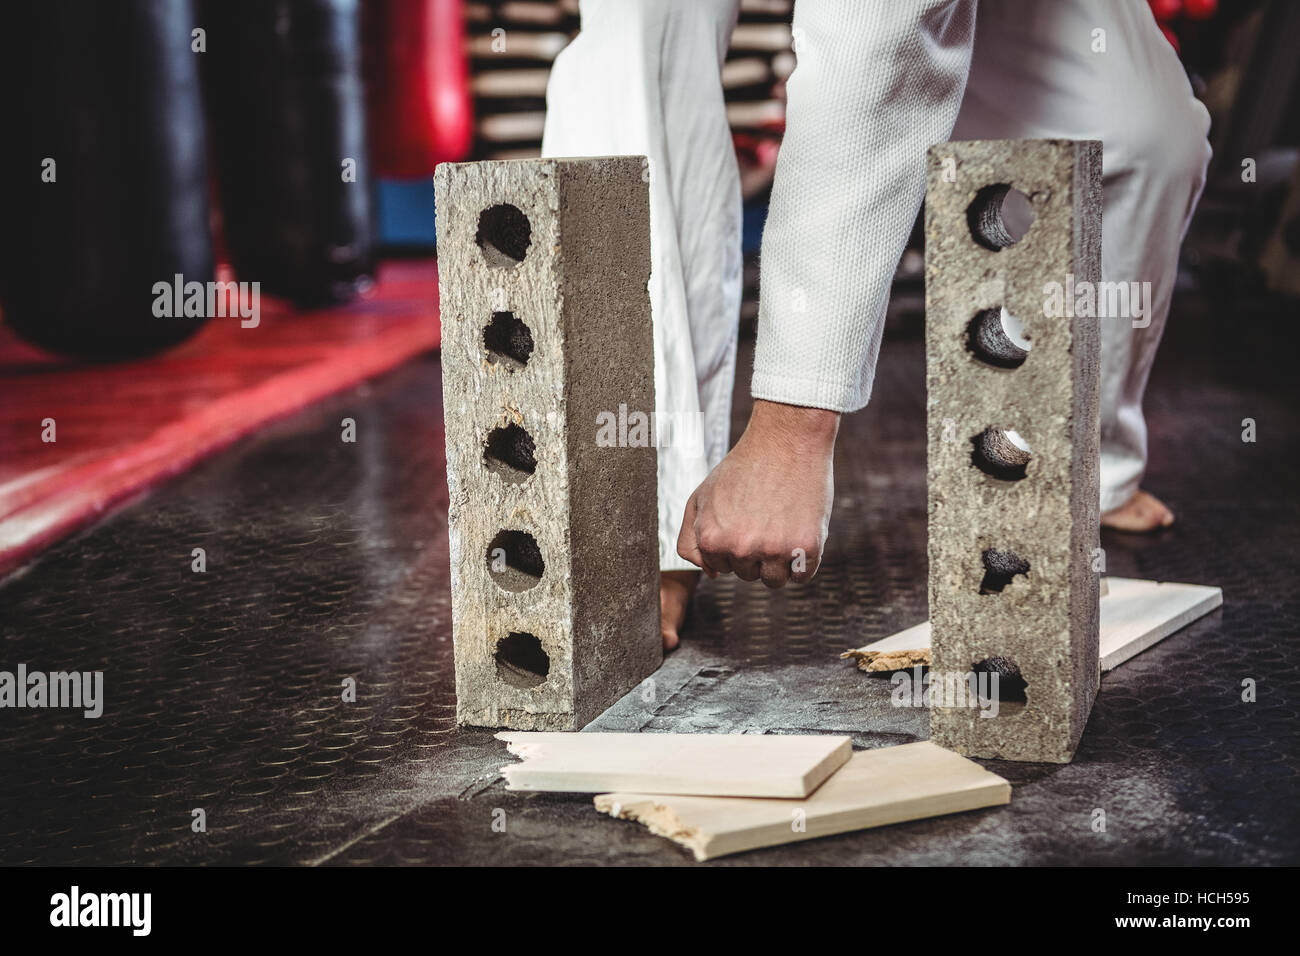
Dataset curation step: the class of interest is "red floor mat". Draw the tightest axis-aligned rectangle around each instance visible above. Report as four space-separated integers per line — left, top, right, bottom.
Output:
0 259 440 577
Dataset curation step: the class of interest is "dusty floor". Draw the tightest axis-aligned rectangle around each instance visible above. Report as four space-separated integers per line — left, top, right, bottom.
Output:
1 284 1297 865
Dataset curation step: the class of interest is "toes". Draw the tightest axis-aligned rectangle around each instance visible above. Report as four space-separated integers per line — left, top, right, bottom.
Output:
659 571 696 653
1136 491 1175 528
1149 496 1175 527
1101 490 1175 532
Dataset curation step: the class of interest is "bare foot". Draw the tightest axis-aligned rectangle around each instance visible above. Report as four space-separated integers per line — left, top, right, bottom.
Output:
660 570 700 651
1101 489 1175 532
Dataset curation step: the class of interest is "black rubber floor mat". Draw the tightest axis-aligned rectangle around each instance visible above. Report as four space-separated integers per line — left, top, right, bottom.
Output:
2 301 1297 865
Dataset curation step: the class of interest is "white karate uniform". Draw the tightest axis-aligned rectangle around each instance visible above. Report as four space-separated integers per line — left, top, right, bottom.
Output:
543 0 1211 570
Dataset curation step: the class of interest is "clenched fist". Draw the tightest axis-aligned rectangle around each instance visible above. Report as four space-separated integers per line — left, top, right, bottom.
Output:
677 399 840 588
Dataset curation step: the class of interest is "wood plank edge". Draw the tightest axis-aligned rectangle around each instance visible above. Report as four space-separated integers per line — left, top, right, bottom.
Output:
1098 586 1223 671
842 580 1223 671
595 779 1012 861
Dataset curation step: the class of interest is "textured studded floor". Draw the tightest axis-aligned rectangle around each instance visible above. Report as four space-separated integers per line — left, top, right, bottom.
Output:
1 284 1296 866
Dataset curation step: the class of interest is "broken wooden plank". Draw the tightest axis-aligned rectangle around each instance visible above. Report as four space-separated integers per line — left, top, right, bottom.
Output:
841 621 932 671
840 577 1221 673
595 741 1010 861
498 731 851 798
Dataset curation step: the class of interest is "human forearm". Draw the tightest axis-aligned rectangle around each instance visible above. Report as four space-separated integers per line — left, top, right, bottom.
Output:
752 0 976 412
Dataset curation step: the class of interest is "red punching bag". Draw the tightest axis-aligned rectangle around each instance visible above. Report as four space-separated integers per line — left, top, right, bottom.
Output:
365 0 474 178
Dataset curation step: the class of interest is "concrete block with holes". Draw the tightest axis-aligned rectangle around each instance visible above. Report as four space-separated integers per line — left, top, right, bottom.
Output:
433 156 661 730
924 139 1102 763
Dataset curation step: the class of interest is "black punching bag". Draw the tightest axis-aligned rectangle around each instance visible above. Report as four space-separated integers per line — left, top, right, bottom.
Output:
0 1 214 358
200 0 375 307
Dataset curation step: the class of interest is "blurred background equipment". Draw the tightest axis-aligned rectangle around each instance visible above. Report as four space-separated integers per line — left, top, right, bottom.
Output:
0 0 215 359
201 0 377 307
1183 0 1300 297
364 0 475 178
2 0 1298 579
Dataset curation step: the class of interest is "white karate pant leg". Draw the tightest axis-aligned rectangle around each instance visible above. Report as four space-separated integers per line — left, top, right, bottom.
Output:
541 0 743 571
952 0 1212 511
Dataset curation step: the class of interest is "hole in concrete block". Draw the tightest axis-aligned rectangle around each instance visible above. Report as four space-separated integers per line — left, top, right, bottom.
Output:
486 529 544 592
483 311 534 369
476 203 532 268
972 656 1028 705
966 307 1031 368
484 423 537 484
971 426 1032 481
495 631 549 688
967 184 1035 251
980 548 1030 593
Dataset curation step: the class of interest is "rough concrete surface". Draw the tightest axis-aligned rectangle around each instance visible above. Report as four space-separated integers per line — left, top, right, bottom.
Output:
925 139 1102 763
434 156 661 730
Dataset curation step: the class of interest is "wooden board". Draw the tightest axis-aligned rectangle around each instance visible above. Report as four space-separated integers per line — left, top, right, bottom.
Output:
841 577 1222 673
498 731 851 798
595 741 1010 861
1096 577 1223 670
840 621 932 672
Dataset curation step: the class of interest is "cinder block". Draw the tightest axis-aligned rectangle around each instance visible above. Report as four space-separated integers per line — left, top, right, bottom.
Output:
434 156 662 731
924 139 1102 763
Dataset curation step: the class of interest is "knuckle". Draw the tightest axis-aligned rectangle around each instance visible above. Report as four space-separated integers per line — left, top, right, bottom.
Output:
696 527 726 555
